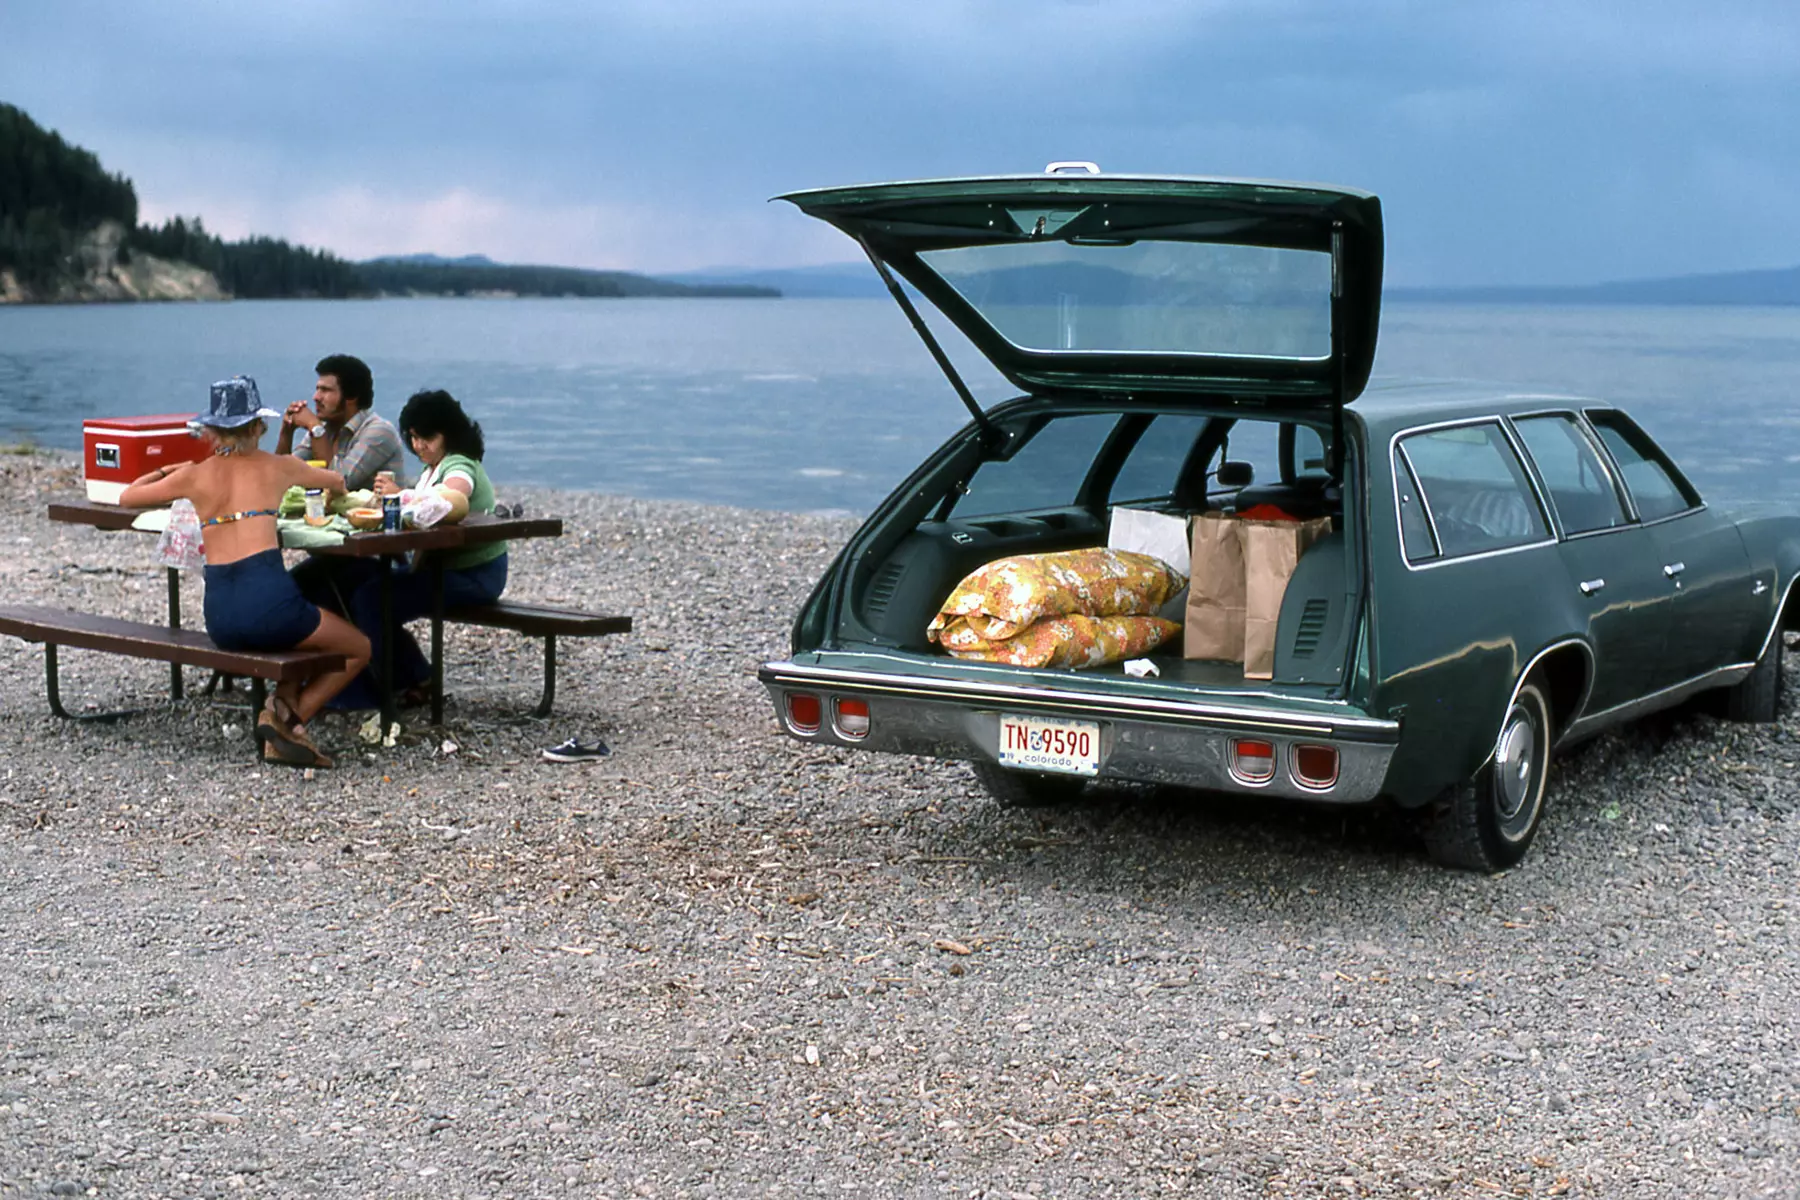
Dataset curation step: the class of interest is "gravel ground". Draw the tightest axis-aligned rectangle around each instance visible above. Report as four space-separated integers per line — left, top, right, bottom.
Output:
1 449 1796 1199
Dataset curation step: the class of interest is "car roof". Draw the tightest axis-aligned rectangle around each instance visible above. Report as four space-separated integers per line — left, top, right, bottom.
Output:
1348 380 1619 440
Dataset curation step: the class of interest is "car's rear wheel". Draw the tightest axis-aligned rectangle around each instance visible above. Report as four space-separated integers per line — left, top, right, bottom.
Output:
1722 629 1783 723
1424 678 1553 872
971 761 1088 808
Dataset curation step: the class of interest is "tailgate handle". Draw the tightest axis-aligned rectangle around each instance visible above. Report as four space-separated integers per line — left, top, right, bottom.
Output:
1578 578 1605 596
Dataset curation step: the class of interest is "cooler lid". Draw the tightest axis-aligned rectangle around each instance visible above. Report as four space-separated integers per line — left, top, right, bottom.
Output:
84 413 200 433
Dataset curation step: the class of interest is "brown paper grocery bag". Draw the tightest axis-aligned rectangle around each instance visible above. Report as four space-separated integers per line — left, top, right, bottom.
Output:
1183 512 1246 660
1241 516 1333 679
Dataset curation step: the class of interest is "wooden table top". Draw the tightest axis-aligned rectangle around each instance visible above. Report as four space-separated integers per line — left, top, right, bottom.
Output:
47 498 564 554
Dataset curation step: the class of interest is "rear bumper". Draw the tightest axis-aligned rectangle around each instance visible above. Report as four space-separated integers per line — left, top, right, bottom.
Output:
760 658 1400 804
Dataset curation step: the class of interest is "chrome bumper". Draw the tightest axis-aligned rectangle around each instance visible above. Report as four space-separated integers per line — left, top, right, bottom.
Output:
760 659 1400 804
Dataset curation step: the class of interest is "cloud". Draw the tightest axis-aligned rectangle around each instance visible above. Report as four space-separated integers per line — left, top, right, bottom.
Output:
5 0 1800 281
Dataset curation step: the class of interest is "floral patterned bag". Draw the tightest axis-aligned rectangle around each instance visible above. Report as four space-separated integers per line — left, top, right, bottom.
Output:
927 548 1187 647
943 614 1182 669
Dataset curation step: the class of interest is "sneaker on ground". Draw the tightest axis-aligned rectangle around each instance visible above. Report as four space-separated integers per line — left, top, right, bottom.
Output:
542 738 611 763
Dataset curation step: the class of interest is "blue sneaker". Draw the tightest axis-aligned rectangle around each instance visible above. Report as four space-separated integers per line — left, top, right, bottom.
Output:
542 738 610 763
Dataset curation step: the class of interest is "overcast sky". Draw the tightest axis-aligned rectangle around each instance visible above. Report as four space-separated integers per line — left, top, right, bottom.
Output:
4 0 1797 286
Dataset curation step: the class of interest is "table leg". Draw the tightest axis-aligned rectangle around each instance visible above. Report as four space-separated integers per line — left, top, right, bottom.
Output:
166 567 183 701
378 558 397 735
430 557 445 726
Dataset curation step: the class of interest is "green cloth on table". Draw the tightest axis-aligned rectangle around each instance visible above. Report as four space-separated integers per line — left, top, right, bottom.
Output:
276 516 349 548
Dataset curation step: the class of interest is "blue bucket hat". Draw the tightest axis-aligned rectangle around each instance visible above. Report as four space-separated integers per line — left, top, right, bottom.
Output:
194 376 280 429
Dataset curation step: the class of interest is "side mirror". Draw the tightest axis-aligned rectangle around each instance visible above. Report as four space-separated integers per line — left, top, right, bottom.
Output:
1216 460 1254 489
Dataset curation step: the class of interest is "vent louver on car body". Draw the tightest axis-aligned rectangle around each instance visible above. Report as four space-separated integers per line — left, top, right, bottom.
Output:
863 561 906 617
1291 598 1330 658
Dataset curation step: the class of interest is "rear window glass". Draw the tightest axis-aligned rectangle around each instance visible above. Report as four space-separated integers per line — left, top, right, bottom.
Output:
918 240 1331 360
951 414 1118 519
1399 423 1549 558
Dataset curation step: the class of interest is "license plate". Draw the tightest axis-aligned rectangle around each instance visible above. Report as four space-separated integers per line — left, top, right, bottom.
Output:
997 714 1100 776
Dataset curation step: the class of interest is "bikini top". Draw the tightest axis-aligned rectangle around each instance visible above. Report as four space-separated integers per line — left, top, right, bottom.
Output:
202 508 281 527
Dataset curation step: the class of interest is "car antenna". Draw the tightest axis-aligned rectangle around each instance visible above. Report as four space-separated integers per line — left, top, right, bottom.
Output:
856 235 1009 454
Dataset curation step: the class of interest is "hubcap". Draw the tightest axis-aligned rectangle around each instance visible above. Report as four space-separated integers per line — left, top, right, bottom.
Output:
1493 707 1538 830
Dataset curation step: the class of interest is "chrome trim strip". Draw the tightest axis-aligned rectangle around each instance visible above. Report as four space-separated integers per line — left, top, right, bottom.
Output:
1394 444 1442 561
1561 662 1755 745
1491 638 1594 767
1750 576 1800 663
760 660 1399 740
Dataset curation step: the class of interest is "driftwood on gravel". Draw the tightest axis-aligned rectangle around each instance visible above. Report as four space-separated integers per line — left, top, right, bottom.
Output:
0 450 1796 1198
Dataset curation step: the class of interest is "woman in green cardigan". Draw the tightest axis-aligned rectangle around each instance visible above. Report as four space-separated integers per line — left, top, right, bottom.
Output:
339 389 509 710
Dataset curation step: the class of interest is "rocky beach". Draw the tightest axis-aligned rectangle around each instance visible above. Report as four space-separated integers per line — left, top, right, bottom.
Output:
1 449 1796 1198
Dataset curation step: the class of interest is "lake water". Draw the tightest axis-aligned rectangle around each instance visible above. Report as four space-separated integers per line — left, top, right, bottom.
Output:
1 297 1796 514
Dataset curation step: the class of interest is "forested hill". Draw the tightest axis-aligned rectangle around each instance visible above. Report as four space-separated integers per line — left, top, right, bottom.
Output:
0 104 778 303
1 102 360 302
356 256 776 298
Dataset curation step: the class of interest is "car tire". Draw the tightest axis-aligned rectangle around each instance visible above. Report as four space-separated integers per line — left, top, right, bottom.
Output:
1424 678 1553 872
970 761 1087 808
1722 630 1783 723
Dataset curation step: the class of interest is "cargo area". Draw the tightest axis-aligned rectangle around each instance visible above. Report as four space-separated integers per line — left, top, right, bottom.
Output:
813 405 1364 697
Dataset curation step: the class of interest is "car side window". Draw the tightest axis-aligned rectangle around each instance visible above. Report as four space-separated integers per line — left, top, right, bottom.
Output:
1588 411 1697 522
1512 415 1628 535
1111 414 1209 504
950 413 1119 519
1393 450 1439 562
1398 422 1549 559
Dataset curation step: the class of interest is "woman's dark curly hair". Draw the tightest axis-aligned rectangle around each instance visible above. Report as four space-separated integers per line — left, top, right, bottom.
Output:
398 389 485 461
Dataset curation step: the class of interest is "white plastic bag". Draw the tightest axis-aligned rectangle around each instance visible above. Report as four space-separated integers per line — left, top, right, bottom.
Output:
399 488 453 530
1108 507 1191 577
154 499 206 570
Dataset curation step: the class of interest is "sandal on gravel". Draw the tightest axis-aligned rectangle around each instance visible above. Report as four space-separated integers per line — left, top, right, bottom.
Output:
257 704 326 762
261 738 333 770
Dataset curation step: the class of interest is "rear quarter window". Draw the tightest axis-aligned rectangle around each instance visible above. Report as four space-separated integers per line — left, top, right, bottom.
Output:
1399 422 1549 559
1588 411 1698 522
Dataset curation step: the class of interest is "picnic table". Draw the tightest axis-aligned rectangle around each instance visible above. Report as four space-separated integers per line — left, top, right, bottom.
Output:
0 499 628 749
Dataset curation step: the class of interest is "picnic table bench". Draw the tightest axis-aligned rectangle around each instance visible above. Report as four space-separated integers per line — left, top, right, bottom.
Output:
0 603 344 736
443 600 634 717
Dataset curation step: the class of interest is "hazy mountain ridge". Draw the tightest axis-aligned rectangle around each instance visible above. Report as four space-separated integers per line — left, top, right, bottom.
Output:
1389 265 1800 306
676 261 1800 306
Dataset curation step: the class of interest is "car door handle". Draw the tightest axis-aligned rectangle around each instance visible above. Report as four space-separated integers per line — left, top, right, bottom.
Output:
1578 578 1605 596
1663 562 1686 578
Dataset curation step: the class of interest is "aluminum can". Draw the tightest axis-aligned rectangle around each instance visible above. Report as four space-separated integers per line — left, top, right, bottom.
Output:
382 494 403 532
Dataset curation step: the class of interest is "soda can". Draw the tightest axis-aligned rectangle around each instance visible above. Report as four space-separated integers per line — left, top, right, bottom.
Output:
382 494 403 532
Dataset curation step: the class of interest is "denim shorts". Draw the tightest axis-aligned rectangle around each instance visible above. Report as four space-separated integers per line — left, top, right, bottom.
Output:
203 548 322 652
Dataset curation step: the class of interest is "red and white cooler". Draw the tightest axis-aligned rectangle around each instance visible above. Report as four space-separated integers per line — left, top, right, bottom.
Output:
83 414 209 504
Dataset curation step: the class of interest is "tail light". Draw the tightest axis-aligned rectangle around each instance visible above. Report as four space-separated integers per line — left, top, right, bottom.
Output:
786 692 822 735
1292 744 1340 789
834 698 870 739
1231 738 1276 784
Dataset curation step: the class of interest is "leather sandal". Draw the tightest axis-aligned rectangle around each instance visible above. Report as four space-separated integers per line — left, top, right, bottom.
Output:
262 740 333 769
257 703 328 765
266 696 325 755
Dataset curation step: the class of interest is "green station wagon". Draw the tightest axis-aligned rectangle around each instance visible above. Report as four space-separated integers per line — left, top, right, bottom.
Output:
759 165 1800 871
